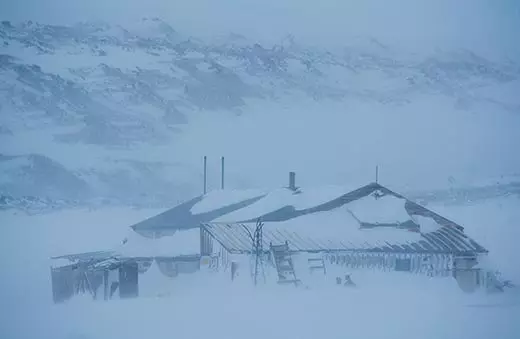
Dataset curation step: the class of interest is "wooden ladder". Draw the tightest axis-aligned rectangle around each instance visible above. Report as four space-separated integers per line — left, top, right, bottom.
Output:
270 241 301 286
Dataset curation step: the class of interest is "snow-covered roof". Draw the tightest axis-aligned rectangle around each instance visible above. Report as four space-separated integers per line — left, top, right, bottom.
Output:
346 191 410 225
49 182 487 269
123 182 486 256
50 257 78 269
116 228 200 258
130 182 472 239
199 185 488 255
51 250 117 262
189 189 268 215
130 192 266 237
50 229 201 269
206 207 422 252
213 185 351 223
130 182 370 237
203 210 487 255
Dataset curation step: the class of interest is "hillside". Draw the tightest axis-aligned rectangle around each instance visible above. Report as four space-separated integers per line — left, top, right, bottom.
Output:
1 18 519 208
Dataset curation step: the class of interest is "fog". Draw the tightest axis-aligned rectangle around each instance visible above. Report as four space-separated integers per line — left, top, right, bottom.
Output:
1 1 520 338
2 0 520 56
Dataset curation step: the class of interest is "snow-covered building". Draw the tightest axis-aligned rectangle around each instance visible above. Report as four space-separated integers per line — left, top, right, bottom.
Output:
50 180 491 302
197 182 488 290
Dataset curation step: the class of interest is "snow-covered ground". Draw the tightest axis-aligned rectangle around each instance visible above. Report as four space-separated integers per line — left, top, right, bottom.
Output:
431 197 520 283
1 197 519 339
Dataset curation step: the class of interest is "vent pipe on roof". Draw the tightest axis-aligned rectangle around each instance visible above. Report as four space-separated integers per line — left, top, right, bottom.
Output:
221 156 225 190
289 171 296 191
203 156 207 194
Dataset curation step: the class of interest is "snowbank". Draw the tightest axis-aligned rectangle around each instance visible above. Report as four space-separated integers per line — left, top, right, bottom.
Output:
431 196 520 282
3 270 520 339
2 198 520 339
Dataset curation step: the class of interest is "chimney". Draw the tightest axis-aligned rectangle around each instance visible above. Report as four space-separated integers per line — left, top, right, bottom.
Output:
289 171 296 191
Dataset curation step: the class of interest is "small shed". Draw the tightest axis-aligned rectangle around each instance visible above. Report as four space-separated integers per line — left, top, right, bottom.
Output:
50 229 201 303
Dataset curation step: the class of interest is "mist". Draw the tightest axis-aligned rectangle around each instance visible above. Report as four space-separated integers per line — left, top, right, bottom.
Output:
1 1 520 338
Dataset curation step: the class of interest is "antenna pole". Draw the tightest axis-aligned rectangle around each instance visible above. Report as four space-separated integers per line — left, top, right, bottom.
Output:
203 156 207 194
376 165 379 184
221 156 225 190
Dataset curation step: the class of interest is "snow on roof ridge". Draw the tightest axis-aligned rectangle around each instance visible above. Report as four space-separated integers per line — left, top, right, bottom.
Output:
190 187 269 215
131 181 471 242
345 192 410 225
211 183 363 223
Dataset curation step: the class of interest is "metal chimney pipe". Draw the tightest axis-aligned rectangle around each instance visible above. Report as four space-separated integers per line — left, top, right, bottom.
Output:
203 156 207 194
289 171 296 191
221 156 225 190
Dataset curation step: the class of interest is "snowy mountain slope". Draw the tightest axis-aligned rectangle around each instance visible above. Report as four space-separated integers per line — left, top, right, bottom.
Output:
0 152 200 209
2 19 518 135
0 153 89 200
1 18 520 206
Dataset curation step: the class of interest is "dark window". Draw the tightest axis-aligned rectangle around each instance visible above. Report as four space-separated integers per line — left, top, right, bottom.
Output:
395 258 412 272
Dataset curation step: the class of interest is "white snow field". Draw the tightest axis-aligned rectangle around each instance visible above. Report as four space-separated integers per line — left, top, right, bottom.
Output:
1 197 520 339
